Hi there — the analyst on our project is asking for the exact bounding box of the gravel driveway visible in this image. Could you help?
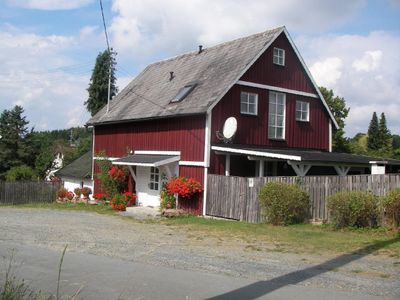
[0,208,399,298]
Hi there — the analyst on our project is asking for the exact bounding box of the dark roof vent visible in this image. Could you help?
[171,83,197,103]
[169,71,174,81]
[198,45,203,54]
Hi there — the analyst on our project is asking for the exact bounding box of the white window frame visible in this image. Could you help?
[240,92,258,115]
[273,47,285,66]
[149,167,160,191]
[268,92,286,140]
[296,101,310,122]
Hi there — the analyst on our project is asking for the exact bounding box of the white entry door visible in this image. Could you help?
[136,166,161,207]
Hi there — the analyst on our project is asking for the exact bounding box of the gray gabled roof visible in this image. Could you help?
[55,151,92,179]
[87,26,338,128]
[88,27,284,125]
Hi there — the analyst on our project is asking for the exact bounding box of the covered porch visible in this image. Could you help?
[112,151,180,207]
[212,144,400,177]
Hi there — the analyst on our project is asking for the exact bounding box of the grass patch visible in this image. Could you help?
[1,202,115,215]
[161,215,400,256]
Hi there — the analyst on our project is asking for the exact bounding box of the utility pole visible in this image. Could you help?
[99,0,112,113]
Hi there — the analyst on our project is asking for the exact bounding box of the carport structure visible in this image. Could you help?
[212,144,400,177]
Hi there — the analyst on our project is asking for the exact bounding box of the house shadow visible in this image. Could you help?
[207,237,400,300]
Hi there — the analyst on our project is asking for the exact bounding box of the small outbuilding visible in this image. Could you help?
[55,151,93,193]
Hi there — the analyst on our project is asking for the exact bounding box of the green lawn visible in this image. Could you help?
[3,203,399,257]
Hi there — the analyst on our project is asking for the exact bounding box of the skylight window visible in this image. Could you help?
[171,83,197,103]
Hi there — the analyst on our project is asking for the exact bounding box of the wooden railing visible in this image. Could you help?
[206,174,400,223]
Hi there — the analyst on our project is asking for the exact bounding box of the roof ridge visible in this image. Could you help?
[146,26,285,68]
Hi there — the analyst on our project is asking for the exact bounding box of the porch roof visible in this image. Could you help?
[211,144,400,166]
[112,154,180,167]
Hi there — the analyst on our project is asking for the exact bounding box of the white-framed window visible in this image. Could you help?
[273,47,285,66]
[240,92,258,115]
[296,101,310,122]
[149,167,159,190]
[268,92,286,140]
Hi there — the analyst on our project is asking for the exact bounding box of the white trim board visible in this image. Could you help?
[93,156,120,161]
[134,150,181,155]
[212,146,301,161]
[179,161,207,167]
[237,80,318,98]
[113,156,180,168]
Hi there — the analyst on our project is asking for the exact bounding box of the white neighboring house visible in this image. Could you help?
[45,152,64,181]
[55,151,93,194]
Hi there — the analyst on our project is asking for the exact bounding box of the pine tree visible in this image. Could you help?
[367,112,379,150]
[378,112,392,152]
[319,87,350,152]
[0,106,34,177]
[85,50,118,116]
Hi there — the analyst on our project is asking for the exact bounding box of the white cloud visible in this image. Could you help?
[300,31,400,136]
[109,0,365,61]
[310,57,343,86]
[352,50,382,72]
[0,26,94,131]
[7,0,93,10]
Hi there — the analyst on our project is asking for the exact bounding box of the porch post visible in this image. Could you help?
[258,160,264,177]
[333,165,350,176]
[225,154,230,176]
[128,166,137,181]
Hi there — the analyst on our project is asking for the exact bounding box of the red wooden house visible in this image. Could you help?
[87,26,399,215]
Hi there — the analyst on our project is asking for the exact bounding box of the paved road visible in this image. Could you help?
[0,241,394,300]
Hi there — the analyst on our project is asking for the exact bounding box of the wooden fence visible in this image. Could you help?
[206,174,400,223]
[0,181,61,205]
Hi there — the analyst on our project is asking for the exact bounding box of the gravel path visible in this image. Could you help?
[0,208,399,298]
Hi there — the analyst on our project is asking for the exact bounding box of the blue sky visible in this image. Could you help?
[0,0,399,136]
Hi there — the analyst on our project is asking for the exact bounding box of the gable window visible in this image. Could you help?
[149,167,159,190]
[171,83,197,103]
[273,47,285,66]
[296,101,310,122]
[240,92,258,115]
[268,92,286,140]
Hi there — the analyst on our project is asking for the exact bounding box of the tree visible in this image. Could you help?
[319,87,350,152]
[85,50,118,116]
[0,106,34,178]
[5,165,36,181]
[367,112,380,150]
[392,134,400,150]
[378,112,392,152]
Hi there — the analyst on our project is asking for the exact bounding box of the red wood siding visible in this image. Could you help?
[211,85,329,150]
[94,115,205,161]
[178,166,204,215]
[241,32,315,93]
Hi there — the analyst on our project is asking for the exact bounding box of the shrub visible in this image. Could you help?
[110,194,127,211]
[327,191,378,228]
[96,154,127,199]
[258,182,310,225]
[74,188,82,198]
[81,187,92,197]
[160,188,176,209]
[381,188,400,229]
[5,165,36,181]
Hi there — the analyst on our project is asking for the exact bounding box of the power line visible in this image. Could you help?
[99,0,110,52]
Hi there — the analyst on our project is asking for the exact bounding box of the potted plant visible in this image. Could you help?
[56,187,68,203]
[81,187,92,203]
[111,194,127,211]
[74,187,82,203]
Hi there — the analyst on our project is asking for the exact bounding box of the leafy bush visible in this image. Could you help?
[381,188,400,229]
[57,187,68,199]
[258,182,310,225]
[327,191,378,228]
[96,154,127,199]
[5,165,36,181]
[110,194,127,211]
[160,188,176,209]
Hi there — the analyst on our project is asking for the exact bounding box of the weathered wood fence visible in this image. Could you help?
[0,181,61,205]
[206,174,400,223]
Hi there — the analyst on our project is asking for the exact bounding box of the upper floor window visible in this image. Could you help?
[296,101,310,122]
[268,92,286,140]
[273,47,285,66]
[149,167,159,190]
[240,92,258,115]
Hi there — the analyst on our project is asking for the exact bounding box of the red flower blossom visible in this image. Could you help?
[166,177,202,199]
